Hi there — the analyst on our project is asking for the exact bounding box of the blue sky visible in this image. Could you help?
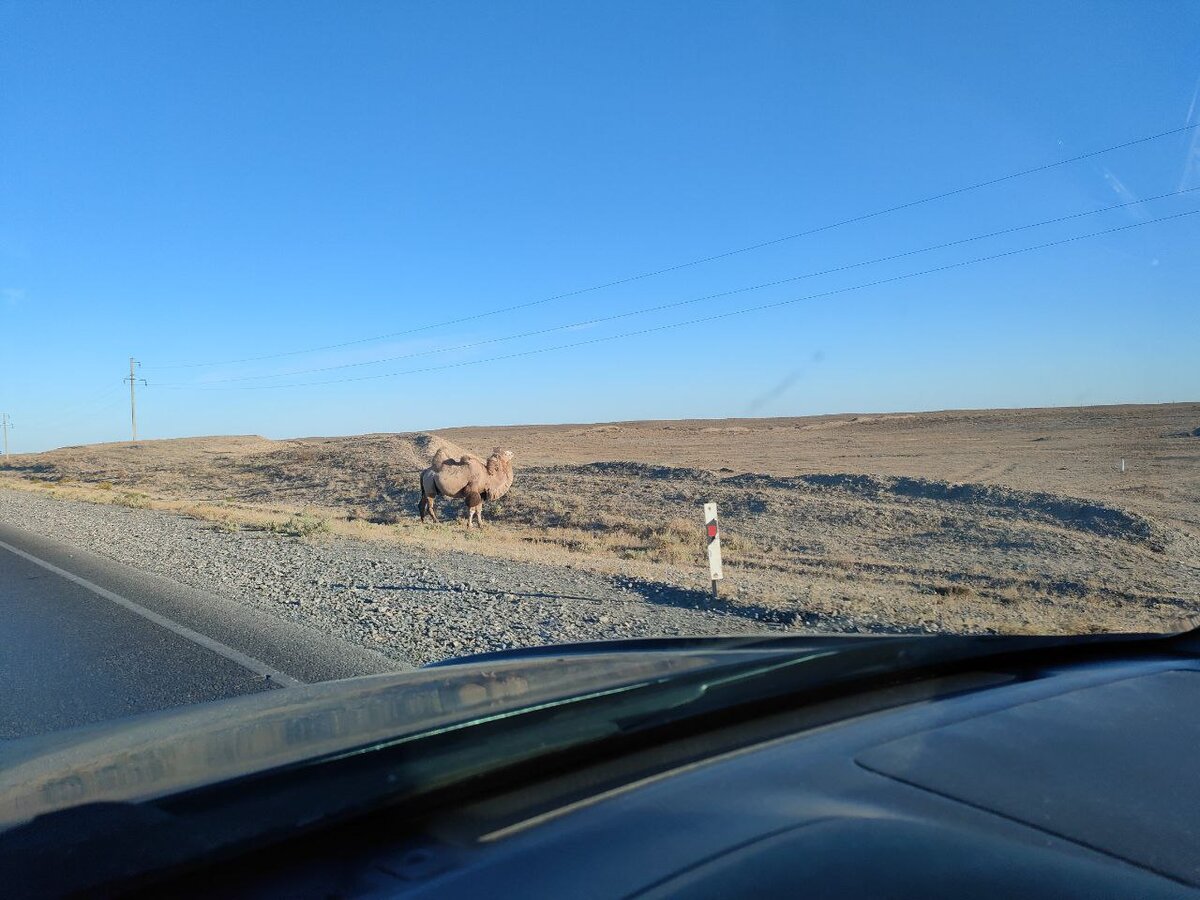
[2,0,1198,451]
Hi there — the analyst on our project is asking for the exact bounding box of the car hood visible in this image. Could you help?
[0,635,877,831]
[6,628,1176,833]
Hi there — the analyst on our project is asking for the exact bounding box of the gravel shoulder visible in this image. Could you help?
[0,489,781,667]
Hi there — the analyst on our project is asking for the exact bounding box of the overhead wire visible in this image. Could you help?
[144,121,1200,371]
[152,206,1200,392]
[162,186,1199,385]
[26,383,129,440]
[46,382,126,421]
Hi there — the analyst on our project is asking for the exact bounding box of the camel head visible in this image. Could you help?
[486,447,514,475]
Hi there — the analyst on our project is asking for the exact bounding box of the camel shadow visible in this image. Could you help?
[334,579,789,625]
[353,578,789,624]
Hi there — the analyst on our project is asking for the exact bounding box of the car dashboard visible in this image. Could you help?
[156,650,1200,899]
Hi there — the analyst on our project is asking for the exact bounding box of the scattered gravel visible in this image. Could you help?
[0,491,780,666]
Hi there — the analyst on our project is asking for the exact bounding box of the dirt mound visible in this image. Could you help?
[211,433,477,507]
[538,461,716,482]
[721,471,1153,543]
[0,432,476,508]
[887,477,1153,542]
[410,432,472,464]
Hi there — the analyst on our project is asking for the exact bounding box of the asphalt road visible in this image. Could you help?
[0,520,405,741]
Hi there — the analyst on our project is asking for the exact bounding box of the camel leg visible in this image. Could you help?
[464,490,482,529]
[421,495,438,523]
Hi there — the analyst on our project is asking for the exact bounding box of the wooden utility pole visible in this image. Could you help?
[1,413,11,456]
[124,358,146,442]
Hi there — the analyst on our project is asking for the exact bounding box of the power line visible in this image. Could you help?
[0,384,124,452]
[153,206,1200,392]
[168,187,1198,385]
[146,120,1200,371]
[53,383,126,418]
[26,384,127,440]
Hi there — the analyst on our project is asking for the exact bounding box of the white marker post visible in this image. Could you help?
[704,502,723,599]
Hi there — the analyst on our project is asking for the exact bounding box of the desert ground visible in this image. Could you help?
[2,402,1198,638]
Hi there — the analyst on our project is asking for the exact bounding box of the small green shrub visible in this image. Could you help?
[265,513,330,538]
[933,583,974,597]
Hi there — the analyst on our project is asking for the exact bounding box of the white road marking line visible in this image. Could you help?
[0,537,303,687]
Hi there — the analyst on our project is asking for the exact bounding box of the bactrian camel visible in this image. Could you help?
[419,447,514,528]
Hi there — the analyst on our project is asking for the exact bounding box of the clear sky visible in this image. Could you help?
[2,1,1198,452]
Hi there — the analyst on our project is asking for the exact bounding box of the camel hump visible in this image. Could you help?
[431,448,448,471]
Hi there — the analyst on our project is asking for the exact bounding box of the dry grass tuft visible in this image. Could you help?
[263,512,331,538]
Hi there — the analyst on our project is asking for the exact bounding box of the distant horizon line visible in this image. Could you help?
[11,399,1196,455]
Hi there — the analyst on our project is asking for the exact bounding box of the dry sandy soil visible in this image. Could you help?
[3,403,1199,636]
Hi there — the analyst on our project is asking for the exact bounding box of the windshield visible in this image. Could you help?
[0,1,1197,749]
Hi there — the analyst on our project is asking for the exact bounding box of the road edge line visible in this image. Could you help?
[0,537,303,687]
